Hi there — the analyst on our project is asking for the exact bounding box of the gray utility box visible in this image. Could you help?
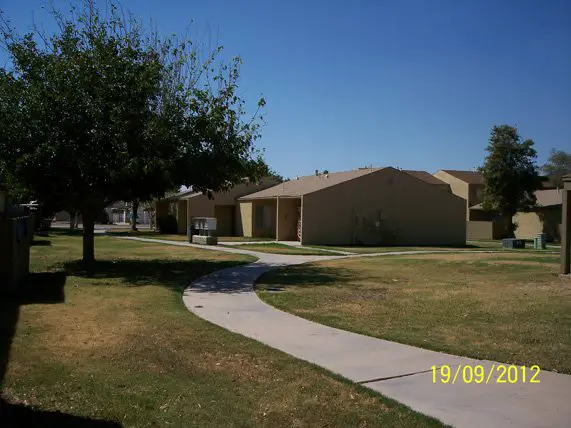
[534,233,547,250]
[502,238,526,249]
[191,217,218,245]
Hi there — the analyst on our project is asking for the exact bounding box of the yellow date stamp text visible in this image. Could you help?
[431,364,541,384]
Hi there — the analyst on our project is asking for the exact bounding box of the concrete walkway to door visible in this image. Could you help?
[115,236,571,428]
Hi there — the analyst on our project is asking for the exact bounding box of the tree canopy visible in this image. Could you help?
[478,125,542,237]
[0,0,270,263]
[542,149,571,188]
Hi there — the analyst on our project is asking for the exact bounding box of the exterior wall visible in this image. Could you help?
[251,199,277,238]
[276,197,301,241]
[467,183,484,209]
[302,168,466,246]
[467,220,504,240]
[155,199,169,220]
[176,200,188,234]
[237,202,253,237]
[469,209,495,222]
[433,171,471,219]
[514,207,562,242]
[53,211,71,221]
[187,196,215,218]
[214,205,235,236]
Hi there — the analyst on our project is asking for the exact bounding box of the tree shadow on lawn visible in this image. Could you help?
[30,239,52,247]
[104,230,158,237]
[47,229,85,237]
[0,272,122,427]
[62,259,254,294]
[256,263,356,291]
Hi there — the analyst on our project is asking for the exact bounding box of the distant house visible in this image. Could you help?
[155,178,281,235]
[237,167,466,246]
[104,201,150,225]
[433,169,504,240]
[53,201,150,225]
[512,189,562,242]
[402,170,451,192]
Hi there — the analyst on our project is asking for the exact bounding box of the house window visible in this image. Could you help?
[255,205,273,229]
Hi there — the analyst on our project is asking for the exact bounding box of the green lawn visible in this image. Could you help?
[105,229,190,241]
[256,252,571,374]
[224,242,338,256]
[307,240,560,254]
[0,234,442,427]
[217,236,274,243]
[105,230,277,244]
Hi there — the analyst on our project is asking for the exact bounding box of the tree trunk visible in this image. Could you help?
[131,199,139,231]
[70,211,76,229]
[82,209,96,266]
[503,210,516,238]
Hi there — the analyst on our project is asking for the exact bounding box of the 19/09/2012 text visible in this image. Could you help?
[431,364,541,384]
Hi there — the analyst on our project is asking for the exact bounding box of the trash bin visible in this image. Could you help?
[502,238,526,249]
[534,233,547,250]
[187,226,198,243]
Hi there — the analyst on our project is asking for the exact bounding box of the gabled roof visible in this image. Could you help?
[238,168,386,199]
[440,170,483,185]
[535,189,563,207]
[403,170,448,185]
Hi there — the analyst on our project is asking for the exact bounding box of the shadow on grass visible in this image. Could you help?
[327,243,481,250]
[256,264,355,291]
[30,239,52,247]
[104,230,158,237]
[0,399,121,427]
[47,229,85,236]
[0,272,122,427]
[62,259,253,293]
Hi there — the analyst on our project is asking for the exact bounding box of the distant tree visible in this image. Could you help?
[542,149,571,187]
[256,163,284,183]
[0,1,268,265]
[478,125,542,238]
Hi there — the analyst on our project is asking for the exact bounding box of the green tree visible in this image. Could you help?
[0,1,269,265]
[478,125,542,238]
[542,149,571,188]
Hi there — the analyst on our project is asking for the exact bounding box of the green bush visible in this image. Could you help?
[156,214,178,234]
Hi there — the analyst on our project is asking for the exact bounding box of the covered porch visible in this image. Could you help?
[246,197,302,241]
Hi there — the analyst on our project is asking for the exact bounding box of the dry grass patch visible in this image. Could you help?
[257,252,570,373]
[1,234,442,427]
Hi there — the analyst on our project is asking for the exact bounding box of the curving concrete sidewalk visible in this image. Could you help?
[117,236,571,428]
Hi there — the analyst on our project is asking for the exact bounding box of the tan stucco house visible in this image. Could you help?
[512,189,562,242]
[155,178,280,235]
[433,169,505,240]
[237,167,466,246]
[433,170,486,220]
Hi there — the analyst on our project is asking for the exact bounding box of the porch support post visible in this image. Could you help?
[300,196,304,245]
[275,196,280,242]
[561,175,571,275]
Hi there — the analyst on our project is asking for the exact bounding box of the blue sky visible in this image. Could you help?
[2,0,570,178]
